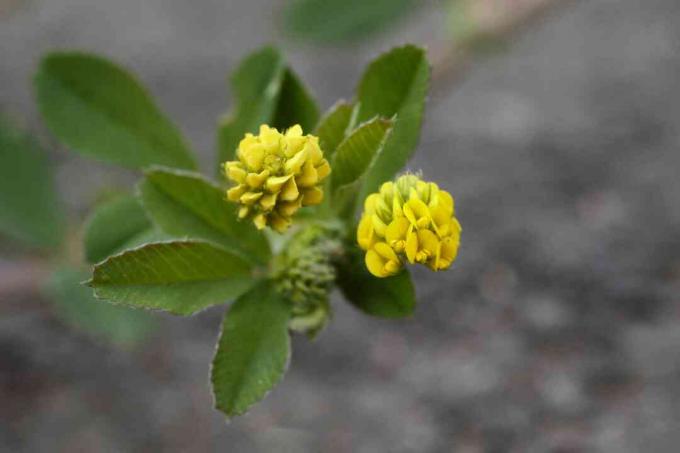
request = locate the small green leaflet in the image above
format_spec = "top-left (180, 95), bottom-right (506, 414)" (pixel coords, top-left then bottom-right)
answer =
top-left (138, 167), bottom-right (271, 264)
top-left (211, 282), bottom-right (291, 417)
top-left (355, 45), bottom-right (430, 203)
top-left (89, 240), bottom-right (258, 316)
top-left (0, 117), bottom-right (64, 249)
top-left (314, 101), bottom-right (355, 160)
top-left (35, 52), bottom-right (197, 170)
top-left (331, 117), bottom-right (393, 191)
top-left (47, 268), bottom-right (156, 347)
top-left (83, 194), bottom-right (154, 263)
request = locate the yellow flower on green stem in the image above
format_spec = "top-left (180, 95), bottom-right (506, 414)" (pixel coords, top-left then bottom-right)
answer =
top-left (223, 124), bottom-right (331, 232)
top-left (357, 174), bottom-right (461, 278)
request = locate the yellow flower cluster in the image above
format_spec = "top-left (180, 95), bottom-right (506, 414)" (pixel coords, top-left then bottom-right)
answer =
top-left (224, 125), bottom-right (331, 232)
top-left (357, 174), bottom-right (461, 278)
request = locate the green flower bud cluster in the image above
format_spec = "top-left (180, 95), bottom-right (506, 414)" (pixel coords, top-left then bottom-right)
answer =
top-left (274, 225), bottom-right (342, 338)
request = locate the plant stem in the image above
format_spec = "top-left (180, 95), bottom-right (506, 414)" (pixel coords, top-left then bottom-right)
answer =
top-left (431, 0), bottom-right (574, 90)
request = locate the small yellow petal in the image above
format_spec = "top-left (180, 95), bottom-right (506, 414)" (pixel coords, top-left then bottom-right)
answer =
top-left (243, 144), bottom-right (265, 171)
top-left (439, 190), bottom-right (454, 213)
top-left (371, 214), bottom-right (387, 238)
top-left (301, 187), bottom-right (323, 206)
top-left (246, 169), bottom-right (270, 189)
top-left (226, 184), bottom-right (246, 202)
top-left (409, 197), bottom-right (430, 219)
top-left (440, 235), bottom-right (460, 264)
top-left (240, 191), bottom-right (263, 205)
top-left (238, 206), bottom-right (250, 219)
top-left (253, 213), bottom-right (267, 230)
top-left (286, 124), bottom-right (303, 137)
top-left (364, 193), bottom-right (379, 215)
top-left (281, 178), bottom-right (300, 201)
top-left (266, 174), bottom-right (293, 193)
top-left (365, 249), bottom-right (389, 278)
top-left (284, 149), bottom-right (308, 174)
top-left (357, 215), bottom-right (375, 250)
top-left (405, 230), bottom-right (418, 263)
top-left (259, 124), bottom-right (280, 145)
top-left (386, 217), bottom-right (409, 244)
top-left (417, 229), bottom-right (439, 253)
top-left (284, 136), bottom-right (306, 158)
top-left (278, 199), bottom-right (302, 217)
top-left (380, 181), bottom-right (394, 198)
top-left (384, 260), bottom-right (402, 275)
top-left (305, 139), bottom-right (323, 164)
top-left (296, 161), bottom-right (318, 187)
top-left (392, 195), bottom-right (403, 218)
top-left (374, 196), bottom-right (391, 223)
top-left (225, 162), bottom-right (246, 183)
top-left (403, 203), bottom-right (417, 226)
top-left (236, 135), bottom-right (257, 158)
top-left (374, 242), bottom-right (399, 262)
top-left (315, 160), bottom-right (331, 181)
top-left (259, 193), bottom-right (278, 211)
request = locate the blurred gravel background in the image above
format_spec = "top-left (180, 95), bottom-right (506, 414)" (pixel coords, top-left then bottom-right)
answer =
top-left (2, 0), bottom-right (680, 451)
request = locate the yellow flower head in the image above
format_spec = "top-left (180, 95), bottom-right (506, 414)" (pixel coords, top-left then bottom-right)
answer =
top-left (223, 124), bottom-right (331, 232)
top-left (357, 174), bottom-right (461, 278)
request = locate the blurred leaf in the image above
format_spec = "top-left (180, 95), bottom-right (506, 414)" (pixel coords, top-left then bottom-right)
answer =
top-left (138, 167), bottom-right (270, 264)
top-left (217, 47), bottom-right (318, 171)
top-left (331, 117), bottom-right (393, 191)
top-left (356, 45), bottom-right (430, 202)
top-left (314, 101), bottom-right (355, 160)
top-left (272, 69), bottom-right (320, 134)
top-left (35, 52), bottom-right (197, 170)
top-left (47, 268), bottom-right (155, 347)
top-left (90, 240), bottom-right (258, 316)
top-left (84, 194), bottom-right (153, 263)
top-left (284, 0), bottom-right (415, 44)
top-left (211, 281), bottom-right (291, 417)
top-left (337, 247), bottom-right (415, 318)
top-left (0, 117), bottom-right (63, 249)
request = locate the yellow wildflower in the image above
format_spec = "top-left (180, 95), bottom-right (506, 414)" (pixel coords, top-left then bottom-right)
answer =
top-left (223, 124), bottom-right (331, 232)
top-left (357, 174), bottom-right (461, 277)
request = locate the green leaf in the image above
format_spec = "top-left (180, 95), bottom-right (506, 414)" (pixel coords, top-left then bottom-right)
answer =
top-left (84, 194), bottom-right (153, 263)
top-left (314, 101), bottom-right (355, 160)
top-left (35, 52), bottom-right (197, 170)
top-left (138, 167), bottom-right (270, 264)
top-left (218, 47), bottom-right (285, 165)
top-left (217, 47), bottom-right (319, 171)
top-left (336, 247), bottom-right (416, 318)
top-left (0, 117), bottom-right (64, 249)
top-left (47, 268), bottom-right (156, 347)
top-left (356, 45), bottom-right (430, 200)
top-left (284, 0), bottom-right (416, 44)
top-left (272, 69), bottom-right (320, 134)
top-left (331, 117), bottom-right (393, 190)
top-left (90, 240), bottom-right (258, 316)
top-left (211, 282), bottom-right (291, 417)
